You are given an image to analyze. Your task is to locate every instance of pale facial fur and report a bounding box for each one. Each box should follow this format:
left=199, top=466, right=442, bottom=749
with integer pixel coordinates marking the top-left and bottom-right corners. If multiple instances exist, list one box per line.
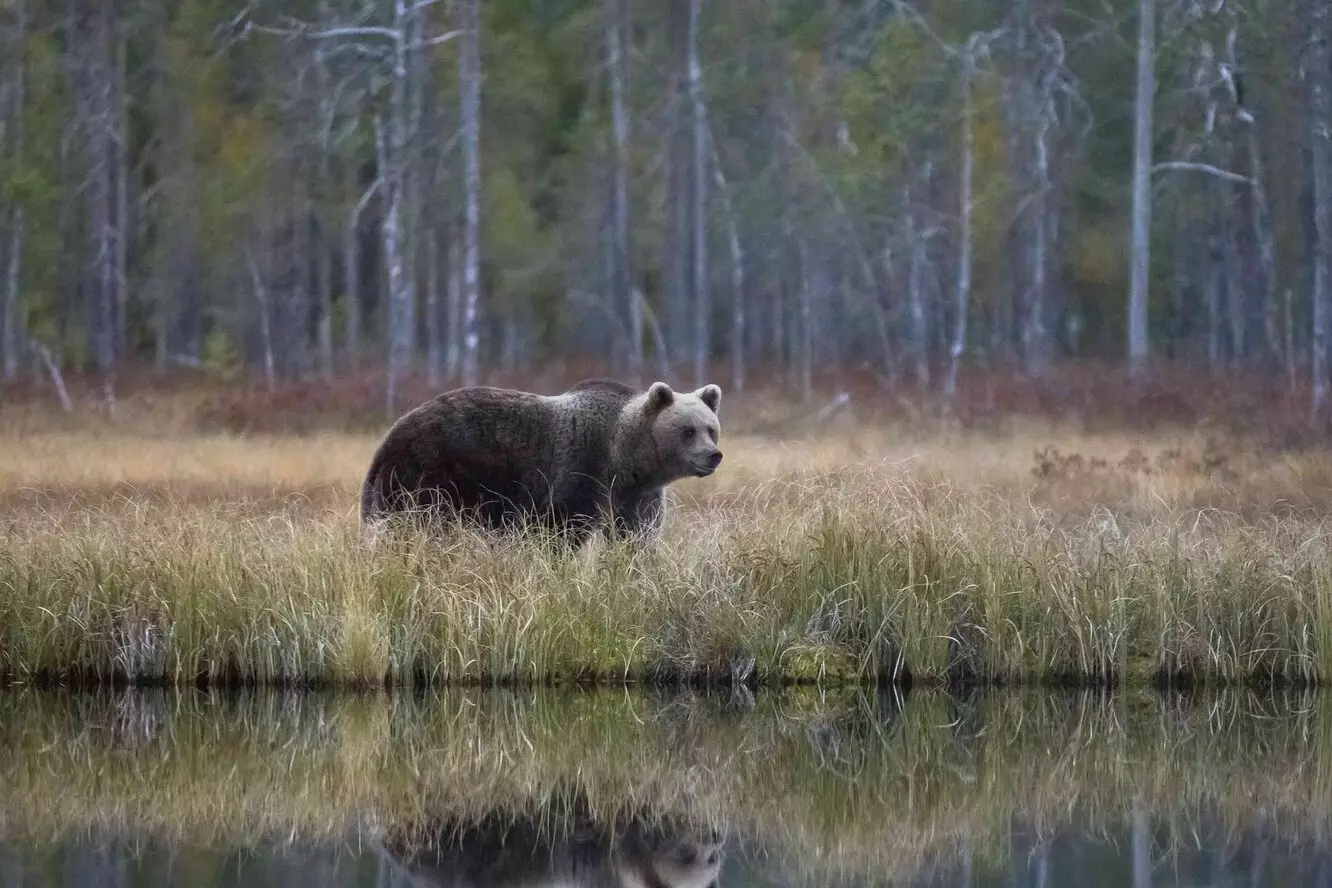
left=641, top=381, right=723, bottom=483
left=632, top=835, right=725, bottom=888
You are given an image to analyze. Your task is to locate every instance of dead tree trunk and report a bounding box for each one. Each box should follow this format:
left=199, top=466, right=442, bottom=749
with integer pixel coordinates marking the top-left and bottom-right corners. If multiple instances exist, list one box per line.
left=946, top=44, right=976, bottom=401
left=459, top=0, right=482, bottom=387
left=315, top=43, right=335, bottom=382
left=1308, top=0, right=1332, bottom=420
left=687, top=0, right=709, bottom=386
left=1127, top=0, right=1154, bottom=378
left=378, top=115, right=410, bottom=420
left=74, top=1, right=120, bottom=408
left=905, top=171, right=929, bottom=388
left=445, top=227, right=462, bottom=379
left=607, top=0, right=639, bottom=379
left=113, top=27, right=128, bottom=361
left=705, top=121, right=744, bottom=394
left=1004, top=4, right=1062, bottom=377
left=344, top=172, right=377, bottom=373
left=1, top=0, right=23, bottom=383
left=380, top=2, right=418, bottom=419
left=246, top=240, right=276, bottom=392
left=2, top=207, right=21, bottom=383
left=426, top=227, right=441, bottom=388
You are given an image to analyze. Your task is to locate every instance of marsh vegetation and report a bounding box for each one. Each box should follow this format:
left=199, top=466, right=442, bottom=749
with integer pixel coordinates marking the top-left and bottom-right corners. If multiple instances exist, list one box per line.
left=4, top=382, right=1332, bottom=689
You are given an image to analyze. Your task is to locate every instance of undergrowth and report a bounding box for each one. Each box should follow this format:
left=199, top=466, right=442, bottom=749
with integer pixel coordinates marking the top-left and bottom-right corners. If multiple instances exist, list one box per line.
left=3, top=461, right=1331, bottom=689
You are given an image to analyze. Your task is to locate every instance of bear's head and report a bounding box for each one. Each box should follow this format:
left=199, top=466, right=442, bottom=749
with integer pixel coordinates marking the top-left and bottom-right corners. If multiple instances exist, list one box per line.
left=636, top=381, right=724, bottom=484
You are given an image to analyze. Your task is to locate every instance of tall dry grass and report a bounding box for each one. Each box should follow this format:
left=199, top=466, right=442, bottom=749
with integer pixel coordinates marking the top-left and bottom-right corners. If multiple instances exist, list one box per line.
left=4, top=397, right=1332, bottom=688
left=0, top=686, right=1329, bottom=885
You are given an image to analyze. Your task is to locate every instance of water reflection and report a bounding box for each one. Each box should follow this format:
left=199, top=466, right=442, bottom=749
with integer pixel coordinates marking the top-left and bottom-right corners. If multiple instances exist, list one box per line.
left=0, top=687, right=1328, bottom=887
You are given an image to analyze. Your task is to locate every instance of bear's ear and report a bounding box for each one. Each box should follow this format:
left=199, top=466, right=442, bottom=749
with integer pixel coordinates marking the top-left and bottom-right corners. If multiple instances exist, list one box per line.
left=646, top=381, right=676, bottom=412
left=694, top=384, right=722, bottom=414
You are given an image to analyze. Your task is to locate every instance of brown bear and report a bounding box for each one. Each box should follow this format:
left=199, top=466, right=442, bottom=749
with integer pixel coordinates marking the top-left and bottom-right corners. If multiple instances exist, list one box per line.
left=359, top=378, right=723, bottom=548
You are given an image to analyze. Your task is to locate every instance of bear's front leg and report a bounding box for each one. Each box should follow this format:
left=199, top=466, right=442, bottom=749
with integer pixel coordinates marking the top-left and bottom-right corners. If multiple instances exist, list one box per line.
left=605, top=489, right=666, bottom=549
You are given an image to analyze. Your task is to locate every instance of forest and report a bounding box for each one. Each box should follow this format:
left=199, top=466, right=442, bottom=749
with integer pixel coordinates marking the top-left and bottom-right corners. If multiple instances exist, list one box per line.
left=0, top=0, right=1330, bottom=421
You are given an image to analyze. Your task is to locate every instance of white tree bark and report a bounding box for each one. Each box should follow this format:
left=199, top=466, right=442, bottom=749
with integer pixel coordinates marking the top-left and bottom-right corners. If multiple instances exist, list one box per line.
left=905, top=172, right=929, bottom=387
left=705, top=121, right=744, bottom=394
left=314, top=36, right=335, bottom=382
left=445, top=228, right=463, bottom=379
left=687, top=0, right=709, bottom=386
left=1, top=0, right=24, bottom=383
left=607, top=0, right=639, bottom=378
left=1004, top=3, right=1061, bottom=376
left=1128, top=0, right=1155, bottom=378
left=946, top=47, right=975, bottom=401
left=380, top=1, right=418, bottom=418
left=459, top=0, right=482, bottom=387
left=245, top=241, right=276, bottom=392
left=2, top=207, right=21, bottom=383
left=426, top=228, right=441, bottom=388
left=74, top=1, right=120, bottom=407
left=1309, top=0, right=1332, bottom=419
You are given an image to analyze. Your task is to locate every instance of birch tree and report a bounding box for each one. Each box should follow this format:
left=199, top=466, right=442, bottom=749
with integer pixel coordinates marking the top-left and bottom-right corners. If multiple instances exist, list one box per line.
left=687, top=0, right=709, bottom=386
left=607, top=0, right=638, bottom=378
left=1128, top=0, right=1155, bottom=379
left=1, top=0, right=25, bottom=383
left=71, top=0, right=125, bottom=407
left=1308, top=0, right=1332, bottom=420
left=459, top=0, right=481, bottom=387
left=1003, top=0, right=1066, bottom=376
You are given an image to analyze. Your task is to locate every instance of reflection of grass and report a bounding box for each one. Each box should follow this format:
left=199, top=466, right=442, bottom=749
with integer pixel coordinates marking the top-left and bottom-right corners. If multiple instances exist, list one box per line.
left=0, top=687, right=1329, bottom=883
left=5, top=425, right=1332, bottom=687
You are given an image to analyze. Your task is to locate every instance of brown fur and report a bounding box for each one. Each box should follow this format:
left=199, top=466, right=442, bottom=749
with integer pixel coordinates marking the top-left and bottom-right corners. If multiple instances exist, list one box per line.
left=360, top=378, right=723, bottom=547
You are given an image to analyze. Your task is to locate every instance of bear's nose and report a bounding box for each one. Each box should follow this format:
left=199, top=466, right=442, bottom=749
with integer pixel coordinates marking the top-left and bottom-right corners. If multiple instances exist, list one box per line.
left=709, top=451, right=723, bottom=468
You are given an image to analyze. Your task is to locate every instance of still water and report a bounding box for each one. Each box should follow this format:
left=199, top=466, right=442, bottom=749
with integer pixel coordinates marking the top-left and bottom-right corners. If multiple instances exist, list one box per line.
left=0, top=686, right=1328, bottom=887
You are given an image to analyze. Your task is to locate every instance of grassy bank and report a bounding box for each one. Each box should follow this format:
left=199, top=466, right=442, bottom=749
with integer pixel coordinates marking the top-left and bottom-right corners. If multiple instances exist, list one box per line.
left=4, top=408, right=1332, bottom=689
left=1, top=686, right=1329, bottom=884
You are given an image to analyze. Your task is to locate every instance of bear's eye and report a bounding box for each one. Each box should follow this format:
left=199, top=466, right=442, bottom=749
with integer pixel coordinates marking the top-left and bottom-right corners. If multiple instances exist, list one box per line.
left=682, top=427, right=696, bottom=441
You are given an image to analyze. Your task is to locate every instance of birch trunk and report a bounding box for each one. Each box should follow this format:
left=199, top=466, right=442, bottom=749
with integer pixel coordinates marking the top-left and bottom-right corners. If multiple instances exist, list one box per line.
left=946, top=54, right=974, bottom=401
left=114, top=27, right=128, bottom=360
left=315, top=46, right=335, bottom=381
left=1, top=0, right=23, bottom=383
left=796, top=234, right=813, bottom=402
left=246, top=241, right=276, bottom=392
left=381, top=2, right=417, bottom=418
left=608, top=0, right=639, bottom=378
left=1309, top=0, right=1332, bottom=419
left=426, top=229, right=441, bottom=388
left=687, top=0, right=709, bottom=386
left=378, top=114, right=409, bottom=419
left=1224, top=188, right=1246, bottom=363
left=1246, top=126, right=1280, bottom=367
left=905, top=183, right=928, bottom=387
left=79, top=2, right=118, bottom=407
left=2, top=207, right=21, bottom=383
left=705, top=122, right=744, bottom=394
left=1005, top=3, right=1061, bottom=377
left=1128, top=0, right=1154, bottom=378
left=459, top=0, right=483, bottom=386
left=1205, top=219, right=1223, bottom=370
left=344, top=173, right=377, bottom=371
left=446, top=228, right=462, bottom=379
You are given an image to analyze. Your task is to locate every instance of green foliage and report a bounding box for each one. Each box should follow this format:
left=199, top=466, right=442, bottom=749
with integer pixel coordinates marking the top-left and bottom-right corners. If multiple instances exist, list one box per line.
left=0, top=0, right=1318, bottom=378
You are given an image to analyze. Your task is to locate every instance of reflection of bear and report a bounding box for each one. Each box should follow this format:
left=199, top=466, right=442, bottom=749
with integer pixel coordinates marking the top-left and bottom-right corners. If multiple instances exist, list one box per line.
left=372, top=806, right=725, bottom=888
left=360, top=379, right=723, bottom=547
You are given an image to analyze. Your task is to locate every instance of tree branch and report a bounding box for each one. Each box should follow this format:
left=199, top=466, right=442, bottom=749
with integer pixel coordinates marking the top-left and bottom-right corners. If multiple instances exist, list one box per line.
left=422, top=29, right=464, bottom=47
left=1152, top=160, right=1252, bottom=184
left=251, top=22, right=402, bottom=44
